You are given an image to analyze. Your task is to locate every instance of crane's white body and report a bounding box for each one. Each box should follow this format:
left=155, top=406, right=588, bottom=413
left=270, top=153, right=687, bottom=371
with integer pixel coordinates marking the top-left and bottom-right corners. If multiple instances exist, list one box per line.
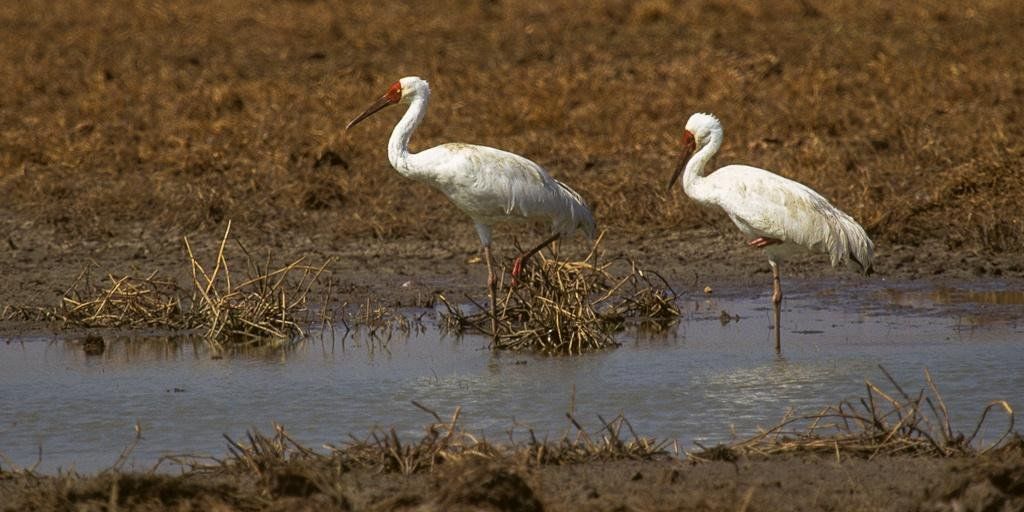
left=678, top=113, right=873, bottom=271
left=347, top=76, right=596, bottom=339
left=386, top=77, right=596, bottom=247
left=672, top=113, right=873, bottom=352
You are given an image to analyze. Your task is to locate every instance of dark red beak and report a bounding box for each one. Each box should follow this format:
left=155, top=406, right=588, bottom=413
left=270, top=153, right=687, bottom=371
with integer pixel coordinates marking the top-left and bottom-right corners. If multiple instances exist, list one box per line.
left=667, top=131, right=697, bottom=191
left=345, top=94, right=396, bottom=131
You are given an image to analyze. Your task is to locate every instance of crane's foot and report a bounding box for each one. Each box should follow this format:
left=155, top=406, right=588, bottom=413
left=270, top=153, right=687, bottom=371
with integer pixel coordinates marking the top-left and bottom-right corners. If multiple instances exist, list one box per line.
left=749, top=237, right=782, bottom=249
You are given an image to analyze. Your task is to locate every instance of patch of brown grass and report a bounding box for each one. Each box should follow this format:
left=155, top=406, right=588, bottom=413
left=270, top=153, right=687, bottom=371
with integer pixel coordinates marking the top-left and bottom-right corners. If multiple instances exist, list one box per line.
left=343, top=298, right=428, bottom=344
left=184, top=222, right=331, bottom=349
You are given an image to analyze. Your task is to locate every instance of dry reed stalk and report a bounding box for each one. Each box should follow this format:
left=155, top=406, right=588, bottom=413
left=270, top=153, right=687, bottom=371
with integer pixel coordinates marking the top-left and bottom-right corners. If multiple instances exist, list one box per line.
left=690, top=366, right=1016, bottom=462
left=440, top=234, right=680, bottom=354
left=221, top=424, right=321, bottom=478
left=515, top=413, right=671, bottom=466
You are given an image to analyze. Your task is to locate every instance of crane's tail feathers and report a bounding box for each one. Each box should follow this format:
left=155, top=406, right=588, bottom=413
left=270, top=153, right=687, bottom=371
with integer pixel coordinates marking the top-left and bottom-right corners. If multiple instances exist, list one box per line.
left=826, top=212, right=874, bottom=275
left=554, top=180, right=597, bottom=240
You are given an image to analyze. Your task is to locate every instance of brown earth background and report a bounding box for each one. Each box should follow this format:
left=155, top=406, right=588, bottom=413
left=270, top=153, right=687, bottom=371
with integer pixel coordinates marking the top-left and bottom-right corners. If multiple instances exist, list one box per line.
left=2, top=1, right=1024, bottom=510
left=2, top=0, right=1024, bottom=310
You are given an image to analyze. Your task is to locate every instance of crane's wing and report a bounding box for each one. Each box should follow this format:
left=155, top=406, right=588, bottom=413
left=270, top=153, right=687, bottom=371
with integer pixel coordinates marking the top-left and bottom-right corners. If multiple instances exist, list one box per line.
left=413, top=143, right=596, bottom=238
left=705, top=165, right=873, bottom=271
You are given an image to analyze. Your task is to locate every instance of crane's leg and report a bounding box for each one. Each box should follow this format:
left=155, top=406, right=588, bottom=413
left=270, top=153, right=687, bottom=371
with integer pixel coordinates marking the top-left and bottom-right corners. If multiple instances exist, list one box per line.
left=748, top=238, right=784, bottom=351
left=770, top=260, right=782, bottom=353
left=484, top=245, right=498, bottom=341
left=511, top=233, right=561, bottom=285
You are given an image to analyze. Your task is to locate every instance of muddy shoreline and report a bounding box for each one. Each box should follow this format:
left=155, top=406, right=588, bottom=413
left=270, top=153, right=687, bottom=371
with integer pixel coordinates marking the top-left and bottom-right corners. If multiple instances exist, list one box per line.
left=3, top=448, right=1022, bottom=511
left=4, top=223, right=1022, bottom=316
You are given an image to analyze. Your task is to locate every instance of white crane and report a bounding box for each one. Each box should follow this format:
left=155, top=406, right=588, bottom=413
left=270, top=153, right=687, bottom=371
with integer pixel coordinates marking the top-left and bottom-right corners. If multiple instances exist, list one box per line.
left=668, top=113, right=873, bottom=352
left=345, top=76, right=597, bottom=337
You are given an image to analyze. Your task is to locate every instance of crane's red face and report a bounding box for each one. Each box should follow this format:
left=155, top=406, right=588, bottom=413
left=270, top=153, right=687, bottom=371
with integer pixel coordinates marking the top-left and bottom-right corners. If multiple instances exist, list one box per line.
left=667, top=130, right=697, bottom=190
left=345, top=81, right=403, bottom=130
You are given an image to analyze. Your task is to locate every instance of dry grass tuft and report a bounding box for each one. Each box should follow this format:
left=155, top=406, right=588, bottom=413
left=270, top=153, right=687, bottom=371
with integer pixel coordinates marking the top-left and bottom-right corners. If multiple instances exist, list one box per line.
left=3, top=223, right=331, bottom=349
left=440, top=235, right=680, bottom=354
left=692, top=366, right=1016, bottom=462
left=332, top=405, right=502, bottom=474
left=184, top=222, right=331, bottom=349
left=209, top=403, right=670, bottom=480
left=519, top=412, right=672, bottom=465
left=4, top=269, right=186, bottom=328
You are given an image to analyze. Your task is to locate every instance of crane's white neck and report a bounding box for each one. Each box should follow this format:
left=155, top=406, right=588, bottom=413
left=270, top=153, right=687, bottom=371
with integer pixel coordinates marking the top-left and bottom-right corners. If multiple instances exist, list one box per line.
left=388, top=88, right=430, bottom=177
left=681, top=130, right=722, bottom=201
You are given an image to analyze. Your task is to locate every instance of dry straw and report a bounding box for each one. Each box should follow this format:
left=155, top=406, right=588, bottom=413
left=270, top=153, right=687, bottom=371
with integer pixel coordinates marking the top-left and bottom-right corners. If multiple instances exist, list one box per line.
left=4, top=222, right=331, bottom=349
left=4, top=269, right=188, bottom=328
left=183, top=221, right=331, bottom=349
left=181, top=402, right=669, bottom=484
left=691, top=366, right=1016, bottom=462
left=440, top=233, right=681, bottom=354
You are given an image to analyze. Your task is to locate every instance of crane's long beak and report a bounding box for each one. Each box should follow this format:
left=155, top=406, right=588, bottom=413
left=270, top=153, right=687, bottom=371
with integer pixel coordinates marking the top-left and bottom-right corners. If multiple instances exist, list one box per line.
left=667, top=146, right=694, bottom=191
left=345, top=94, right=396, bottom=131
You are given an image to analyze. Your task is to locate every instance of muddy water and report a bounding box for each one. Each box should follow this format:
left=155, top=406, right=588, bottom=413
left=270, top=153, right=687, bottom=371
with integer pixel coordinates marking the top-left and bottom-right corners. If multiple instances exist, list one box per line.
left=2, top=280, right=1021, bottom=473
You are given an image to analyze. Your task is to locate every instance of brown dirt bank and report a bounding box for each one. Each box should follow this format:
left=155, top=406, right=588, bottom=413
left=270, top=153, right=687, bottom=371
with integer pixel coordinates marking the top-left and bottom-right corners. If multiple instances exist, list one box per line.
left=3, top=452, right=1023, bottom=511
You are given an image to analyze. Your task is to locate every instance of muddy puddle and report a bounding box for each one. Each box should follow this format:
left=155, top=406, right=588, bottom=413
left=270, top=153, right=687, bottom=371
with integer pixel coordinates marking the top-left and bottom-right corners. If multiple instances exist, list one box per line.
left=1, top=279, right=1021, bottom=473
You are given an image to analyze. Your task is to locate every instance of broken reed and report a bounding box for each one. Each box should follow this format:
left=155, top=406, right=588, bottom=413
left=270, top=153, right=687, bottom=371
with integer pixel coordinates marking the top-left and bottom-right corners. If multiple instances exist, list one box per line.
left=4, top=222, right=330, bottom=349
left=440, top=234, right=680, bottom=354
left=692, top=367, right=1017, bottom=462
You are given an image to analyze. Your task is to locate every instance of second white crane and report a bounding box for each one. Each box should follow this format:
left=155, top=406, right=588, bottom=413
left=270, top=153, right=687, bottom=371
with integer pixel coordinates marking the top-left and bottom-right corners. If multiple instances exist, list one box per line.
left=345, top=76, right=597, bottom=337
left=668, top=113, right=874, bottom=352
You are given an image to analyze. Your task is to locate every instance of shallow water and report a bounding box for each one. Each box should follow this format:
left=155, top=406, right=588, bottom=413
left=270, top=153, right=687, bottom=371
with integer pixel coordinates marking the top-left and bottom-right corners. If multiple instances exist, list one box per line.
left=2, top=279, right=1022, bottom=473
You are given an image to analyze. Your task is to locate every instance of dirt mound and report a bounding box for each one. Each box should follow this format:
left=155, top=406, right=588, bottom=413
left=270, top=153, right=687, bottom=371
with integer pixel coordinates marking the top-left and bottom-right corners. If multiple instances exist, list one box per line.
left=922, top=436, right=1024, bottom=512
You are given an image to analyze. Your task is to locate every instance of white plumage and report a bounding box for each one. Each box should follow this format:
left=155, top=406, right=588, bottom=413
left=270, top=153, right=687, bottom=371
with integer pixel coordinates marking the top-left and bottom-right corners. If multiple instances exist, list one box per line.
left=346, top=76, right=596, bottom=337
left=668, top=113, right=874, bottom=351
left=404, top=142, right=596, bottom=247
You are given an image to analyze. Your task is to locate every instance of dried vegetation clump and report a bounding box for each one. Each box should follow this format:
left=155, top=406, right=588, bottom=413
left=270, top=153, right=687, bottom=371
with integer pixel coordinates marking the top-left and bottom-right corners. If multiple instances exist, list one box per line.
left=177, top=404, right=670, bottom=482
left=3, top=224, right=331, bottom=349
left=4, top=270, right=186, bottom=329
left=440, top=236, right=680, bottom=354
left=693, top=367, right=1017, bottom=462
left=183, top=223, right=331, bottom=349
